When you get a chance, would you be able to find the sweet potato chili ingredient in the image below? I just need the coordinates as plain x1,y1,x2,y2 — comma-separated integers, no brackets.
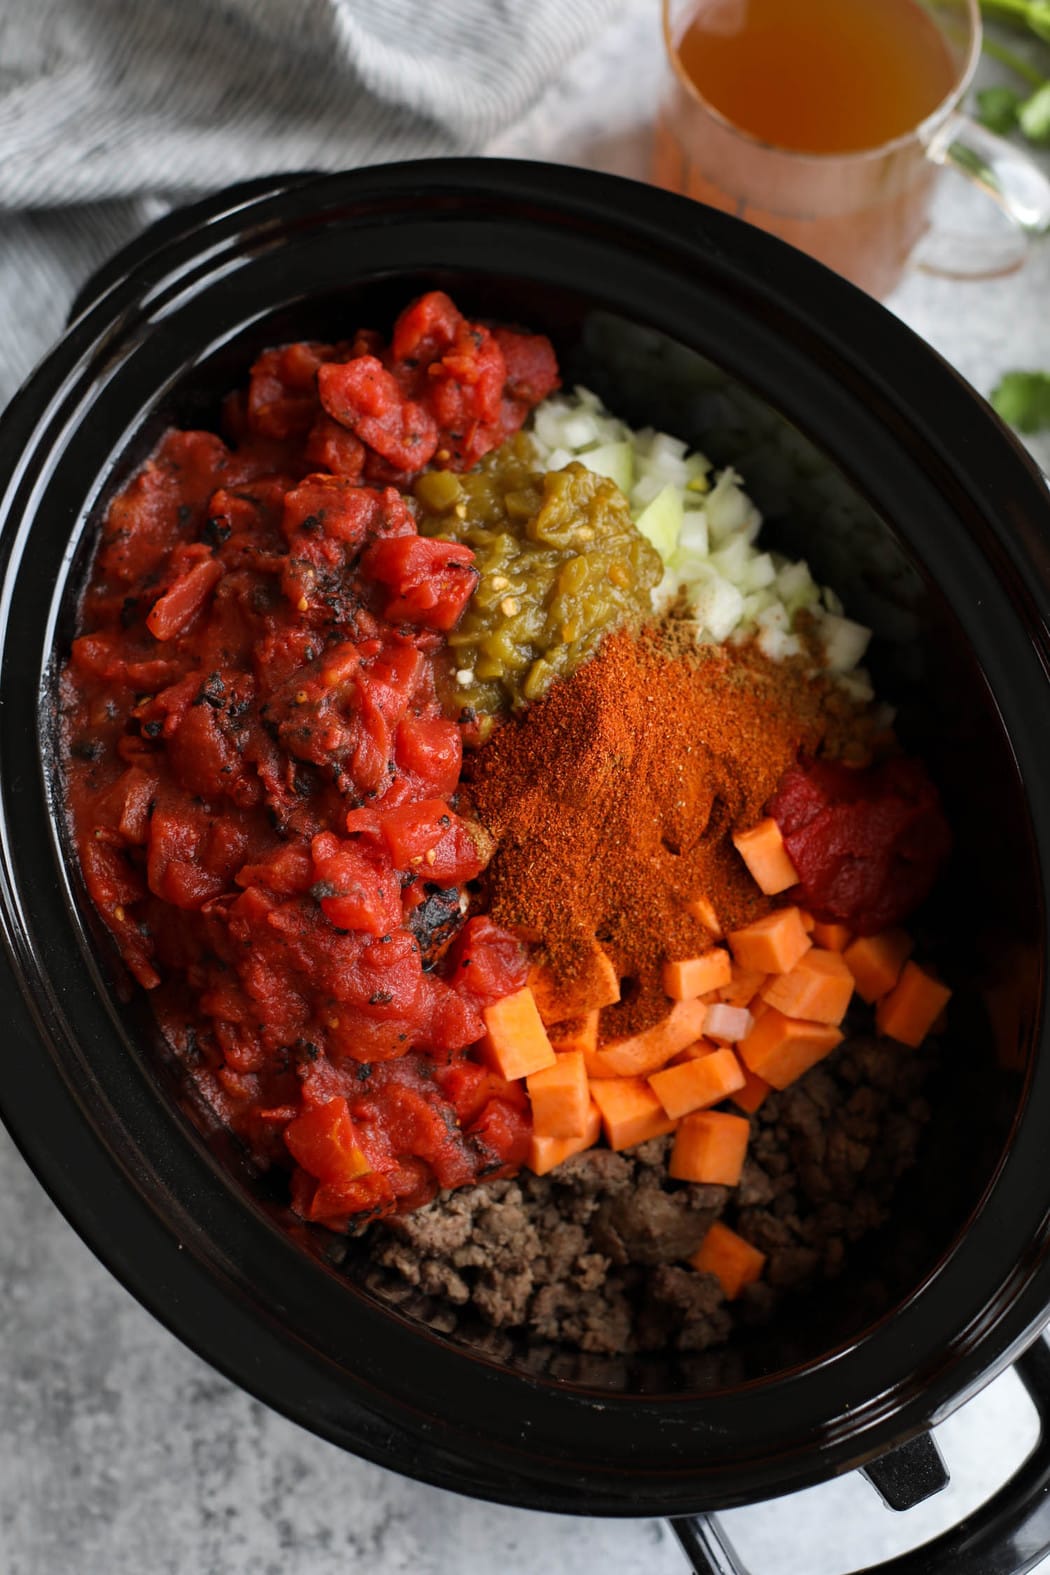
688,1220,767,1301
61,291,560,1227
464,627,878,1047
414,440,663,717
769,755,951,934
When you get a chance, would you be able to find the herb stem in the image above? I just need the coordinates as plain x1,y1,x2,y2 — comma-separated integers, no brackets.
981,31,1046,85
978,0,1035,22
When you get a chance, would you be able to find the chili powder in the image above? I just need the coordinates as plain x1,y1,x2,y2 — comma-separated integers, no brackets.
465,626,874,1040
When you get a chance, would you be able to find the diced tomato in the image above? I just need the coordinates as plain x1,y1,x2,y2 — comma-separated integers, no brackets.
469,1098,532,1174
304,414,366,479
352,931,425,1019
317,357,439,474
281,474,380,544
492,326,560,405
307,1170,397,1224
378,798,452,867
284,1096,372,1185
445,916,529,1005
394,716,462,798
389,290,465,366
247,342,335,440
63,290,568,1226
359,535,478,631
438,1060,525,1125
310,833,401,937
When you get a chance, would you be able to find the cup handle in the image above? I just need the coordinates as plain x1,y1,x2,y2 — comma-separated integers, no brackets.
916,110,1050,279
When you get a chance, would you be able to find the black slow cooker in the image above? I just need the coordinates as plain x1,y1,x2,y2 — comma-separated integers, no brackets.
1,162,1049,1575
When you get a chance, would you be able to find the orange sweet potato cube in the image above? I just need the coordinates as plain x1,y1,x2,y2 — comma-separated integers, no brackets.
670,1110,750,1185
738,1007,842,1089
813,921,851,952
686,894,722,937
589,997,708,1078
843,930,913,1004
875,961,952,1048
760,947,854,1026
648,1047,745,1120
527,1051,591,1139
732,817,799,896
528,944,620,1024
549,1010,600,1057
728,907,811,975
526,1100,601,1176
719,967,768,1008
689,1221,766,1300
730,1065,772,1115
482,987,556,1081
663,947,733,1001
589,1077,678,1151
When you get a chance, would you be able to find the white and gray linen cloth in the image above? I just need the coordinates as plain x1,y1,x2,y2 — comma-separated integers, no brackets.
0,0,625,409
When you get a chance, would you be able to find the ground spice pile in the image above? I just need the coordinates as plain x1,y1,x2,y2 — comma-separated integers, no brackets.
464,626,870,1041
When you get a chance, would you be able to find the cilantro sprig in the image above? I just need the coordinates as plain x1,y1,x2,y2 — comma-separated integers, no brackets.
974,5,1050,434
975,2,1050,142
990,371,1050,431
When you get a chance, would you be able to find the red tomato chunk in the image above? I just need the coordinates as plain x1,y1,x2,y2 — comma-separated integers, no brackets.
61,291,559,1226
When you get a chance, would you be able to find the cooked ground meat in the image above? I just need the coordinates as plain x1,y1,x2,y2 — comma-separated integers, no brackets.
357,1034,934,1356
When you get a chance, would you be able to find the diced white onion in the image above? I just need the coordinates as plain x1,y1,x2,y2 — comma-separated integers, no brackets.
704,1003,754,1044
526,387,871,681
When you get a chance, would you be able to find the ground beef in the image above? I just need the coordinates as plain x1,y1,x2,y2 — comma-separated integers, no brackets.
358,1033,934,1356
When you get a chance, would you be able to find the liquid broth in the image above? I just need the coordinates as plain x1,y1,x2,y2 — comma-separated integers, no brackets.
676,0,955,153
653,0,961,295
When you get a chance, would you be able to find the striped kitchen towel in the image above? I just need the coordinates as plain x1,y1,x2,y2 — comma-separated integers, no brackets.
0,0,626,407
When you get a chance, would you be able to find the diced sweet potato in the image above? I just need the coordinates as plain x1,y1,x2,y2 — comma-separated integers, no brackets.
730,1065,771,1115
718,967,767,1008
686,893,722,937
526,1100,601,1176
527,1051,590,1139
549,1010,599,1057
668,1039,718,1067
482,987,556,1080
728,907,811,975
648,1047,745,1120
760,947,854,1026
670,1110,750,1185
732,817,799,895
813,921,851,952
799,909,815,933
689,1221,766,1299
738,1007,842,1089
663,947,733,1001
589,997,708,1078
843,929,913,1004
589,1077,678,1150
875,961,951,1048
528,944,620,1024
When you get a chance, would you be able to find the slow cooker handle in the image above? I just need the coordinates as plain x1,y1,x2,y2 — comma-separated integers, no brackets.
671,1330,1050,1575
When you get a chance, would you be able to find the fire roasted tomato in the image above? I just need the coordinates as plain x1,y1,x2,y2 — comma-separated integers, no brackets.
61,289,557,1229
360,535,479,632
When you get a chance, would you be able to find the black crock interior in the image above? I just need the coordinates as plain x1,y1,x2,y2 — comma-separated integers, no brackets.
2,163,1049,1515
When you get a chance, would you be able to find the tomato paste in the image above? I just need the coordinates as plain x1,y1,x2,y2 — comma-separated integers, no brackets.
769,756,951,934
62,292,557,1227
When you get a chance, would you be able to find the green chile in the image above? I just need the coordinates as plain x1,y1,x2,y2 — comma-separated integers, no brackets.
415,437,662,716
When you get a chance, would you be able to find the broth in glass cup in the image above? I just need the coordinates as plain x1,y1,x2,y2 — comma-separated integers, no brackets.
654,0,1050,297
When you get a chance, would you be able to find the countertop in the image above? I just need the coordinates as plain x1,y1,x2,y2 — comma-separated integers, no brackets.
2,4,1049,1573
